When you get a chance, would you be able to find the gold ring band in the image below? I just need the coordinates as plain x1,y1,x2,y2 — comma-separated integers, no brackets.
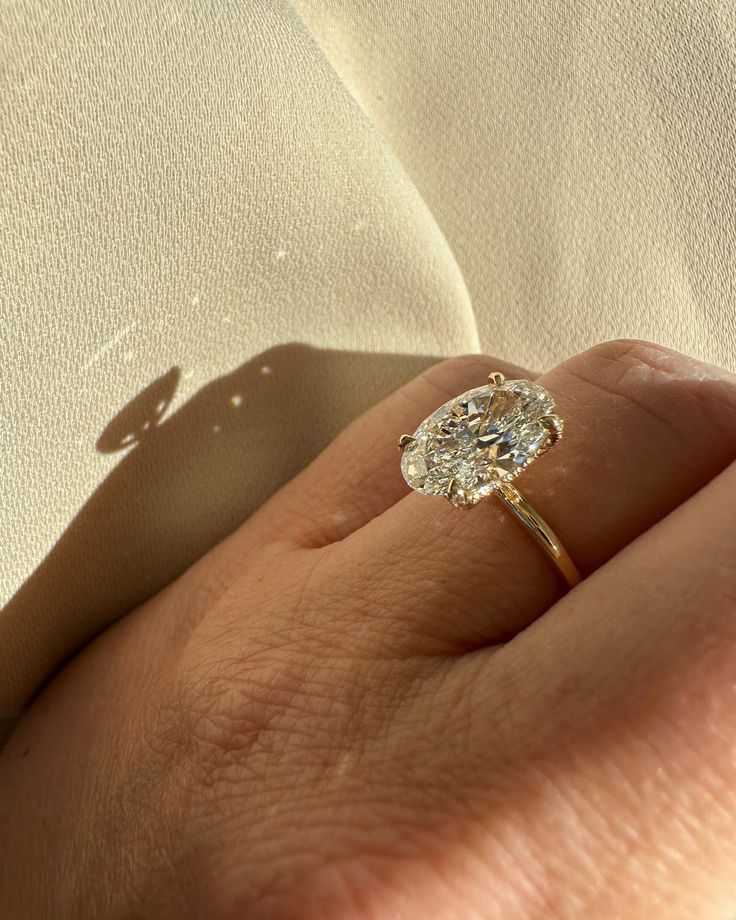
493,481,581,588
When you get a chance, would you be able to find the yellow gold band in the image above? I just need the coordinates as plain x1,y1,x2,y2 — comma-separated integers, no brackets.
494,481,581,588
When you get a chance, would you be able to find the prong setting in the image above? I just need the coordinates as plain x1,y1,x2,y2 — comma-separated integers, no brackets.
446,477,468,508
541,414,564,446
397,433,417,451
488,371,505,388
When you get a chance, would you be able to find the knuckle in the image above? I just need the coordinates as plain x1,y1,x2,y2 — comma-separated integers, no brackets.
572,338,685,386
585,337,676,365
559,339,736,451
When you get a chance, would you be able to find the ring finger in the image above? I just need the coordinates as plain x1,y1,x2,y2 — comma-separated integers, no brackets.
328,339,736,653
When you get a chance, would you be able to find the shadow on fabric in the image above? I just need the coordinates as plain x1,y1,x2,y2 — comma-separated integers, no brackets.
0,343,438,744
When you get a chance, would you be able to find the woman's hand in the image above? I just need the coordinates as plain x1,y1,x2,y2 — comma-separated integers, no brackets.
2,340,736,920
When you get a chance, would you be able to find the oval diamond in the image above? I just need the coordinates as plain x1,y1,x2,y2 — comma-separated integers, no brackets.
400,379,558,507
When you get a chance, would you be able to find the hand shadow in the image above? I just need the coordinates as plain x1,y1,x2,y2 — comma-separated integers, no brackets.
0,343,438,741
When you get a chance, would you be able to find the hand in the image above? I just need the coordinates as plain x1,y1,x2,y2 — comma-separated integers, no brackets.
2,340,736,920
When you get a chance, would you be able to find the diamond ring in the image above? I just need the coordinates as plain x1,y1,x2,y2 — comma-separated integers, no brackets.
398,372,581,588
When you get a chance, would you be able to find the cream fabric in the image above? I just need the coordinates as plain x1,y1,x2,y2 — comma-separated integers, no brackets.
2,0,735,740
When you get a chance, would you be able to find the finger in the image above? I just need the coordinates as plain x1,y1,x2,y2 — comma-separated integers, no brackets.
444,458,736,917
248,355,534,547
333,339,736,652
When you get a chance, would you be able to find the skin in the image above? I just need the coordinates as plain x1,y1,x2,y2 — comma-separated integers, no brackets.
1,339,736,919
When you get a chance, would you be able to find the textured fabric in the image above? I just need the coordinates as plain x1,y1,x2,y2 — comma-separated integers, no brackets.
1,0,734,740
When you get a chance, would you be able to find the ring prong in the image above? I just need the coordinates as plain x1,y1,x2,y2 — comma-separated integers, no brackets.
488,371,505,388
446,477,467,508
398,433,417,451
541,414,564,446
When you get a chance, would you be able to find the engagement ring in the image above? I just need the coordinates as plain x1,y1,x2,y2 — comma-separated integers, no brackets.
398,372,581,588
